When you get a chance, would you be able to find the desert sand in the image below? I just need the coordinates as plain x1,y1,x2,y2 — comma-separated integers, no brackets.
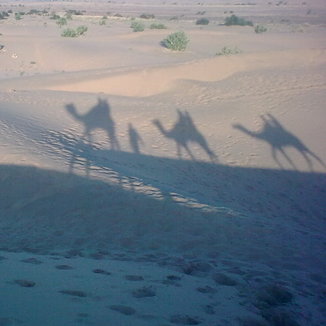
0,0,326,325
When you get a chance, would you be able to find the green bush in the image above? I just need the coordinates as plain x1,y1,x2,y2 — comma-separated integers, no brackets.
76,25,88,35
15,12,22,20
150,23,167,29
140,13,155,19
61,28,77,37
225,14,253,26
61,26,88,37
216,46,242,56
161,31,189,51
0,12,9,20
255,24,267,33
67,9,83,16
131,21,145,32
50,12,60,20
196,17,209,25
56,17,67,28
65,12,73,20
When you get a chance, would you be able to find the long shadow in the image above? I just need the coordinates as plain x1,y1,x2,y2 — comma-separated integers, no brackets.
64,98,121,177
1,162,325,271
1,162,325,326
233,113,326,171
65,98,120,151
152,110,217,161
128,123,144,154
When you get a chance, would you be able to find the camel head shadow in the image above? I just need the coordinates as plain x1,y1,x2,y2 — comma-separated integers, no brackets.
152,110,217,162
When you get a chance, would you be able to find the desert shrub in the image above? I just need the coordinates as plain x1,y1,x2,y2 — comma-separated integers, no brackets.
255,24,267,33
140,13,155,19
196,17,209,25
225,14,253,26
99,19,106,25
0,12,9,20
216,46,242,56
131,21,145,32
0,44,4,50
27,9,40,15
15,12,22,20
67,9,84,16
76,25,88,35
56,17,67,28
50,12,60,20
150,23,167,29
65,12,72,20
61,28,77,37
161,31,189,51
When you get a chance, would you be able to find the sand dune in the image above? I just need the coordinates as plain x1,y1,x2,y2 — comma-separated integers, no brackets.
6,49,325,97
1,1,326,325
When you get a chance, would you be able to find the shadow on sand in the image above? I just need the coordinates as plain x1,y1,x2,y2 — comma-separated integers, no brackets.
0,161,325,270
64,100,218,176
152,110,217,162
233,113,326,171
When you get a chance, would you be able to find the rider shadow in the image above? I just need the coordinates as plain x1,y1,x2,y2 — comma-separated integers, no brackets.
233,113,325,171
152,110,217,162
65,98,121,177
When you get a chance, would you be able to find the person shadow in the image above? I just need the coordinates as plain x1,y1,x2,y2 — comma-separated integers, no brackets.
128,123,144,154
152,109,217,161
233,113,326,171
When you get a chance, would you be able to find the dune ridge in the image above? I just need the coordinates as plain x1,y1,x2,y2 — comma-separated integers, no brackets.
38,49,326,97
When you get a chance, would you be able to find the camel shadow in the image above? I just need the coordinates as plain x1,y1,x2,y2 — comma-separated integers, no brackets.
65,98,120,151
233,113,325,171
65,98,121,176
152,110,217,162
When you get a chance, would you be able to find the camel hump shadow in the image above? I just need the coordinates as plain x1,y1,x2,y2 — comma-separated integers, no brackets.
65,98,120,151
233,113,325,171
152,109,217,161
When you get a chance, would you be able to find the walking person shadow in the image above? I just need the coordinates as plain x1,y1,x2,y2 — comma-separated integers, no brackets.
233,113,326,171
128,123,144,154
152,110,217,161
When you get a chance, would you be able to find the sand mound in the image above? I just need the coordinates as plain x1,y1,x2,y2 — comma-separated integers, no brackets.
41,49,326,97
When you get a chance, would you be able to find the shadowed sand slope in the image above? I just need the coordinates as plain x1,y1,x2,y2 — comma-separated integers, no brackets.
1,162,325,272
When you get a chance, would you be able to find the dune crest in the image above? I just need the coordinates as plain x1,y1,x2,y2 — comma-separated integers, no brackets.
43,49,326,97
